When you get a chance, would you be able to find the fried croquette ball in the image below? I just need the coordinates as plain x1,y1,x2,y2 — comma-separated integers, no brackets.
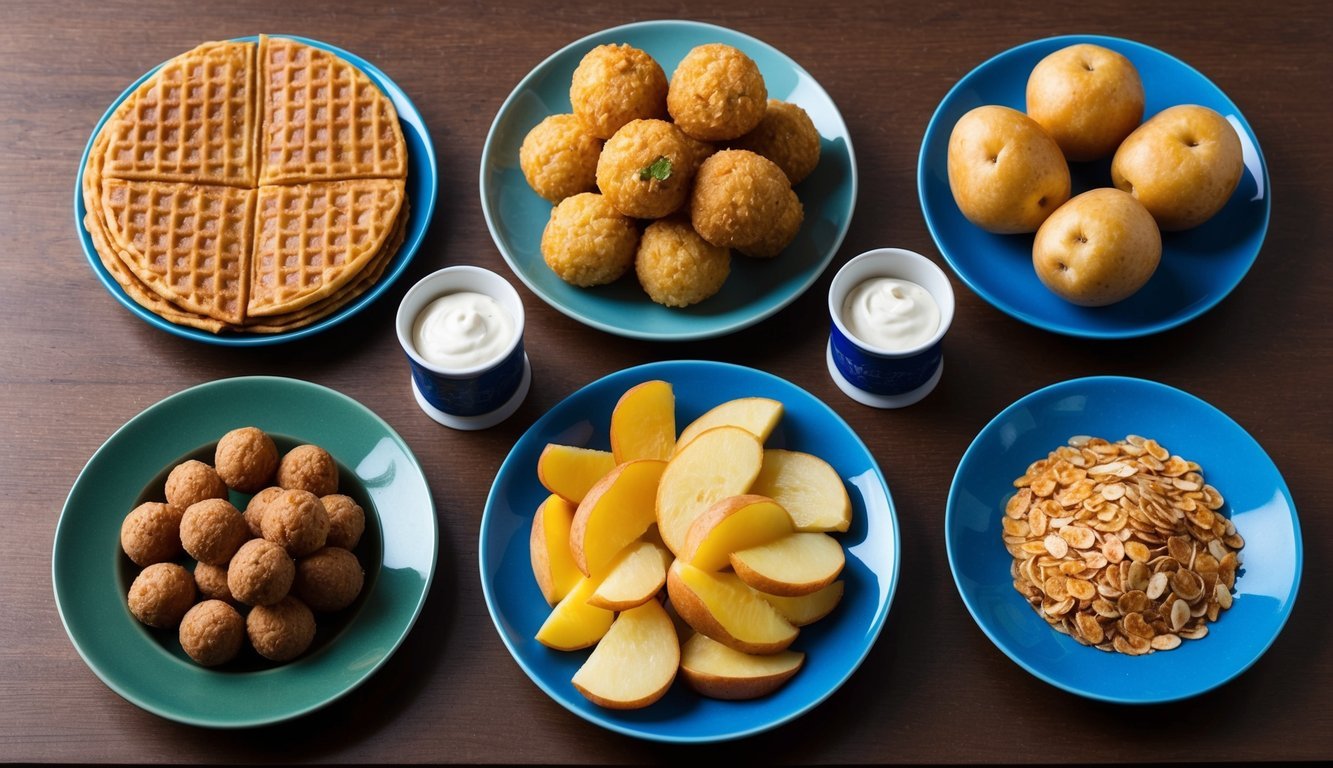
179,600,245,667
668,44,768,142
520,114,603,203
635,218,731,307
193,561,235,603
321,494,366,551
228,538,295,606
732,100,821,185
596,118,696,219
127,562,196,629
738,191,803,259
120,501,184,567
570,43,668,140
180,498,249,566
541,192,639,287
690,149,796,250
295,547,365,613
214,427,278,493
244,486,283,538
276,444,339,497
247,596,317,662
681,133,718,174
262,489,330,557
164,460,228,510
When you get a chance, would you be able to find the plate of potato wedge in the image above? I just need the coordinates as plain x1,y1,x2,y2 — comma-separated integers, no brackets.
479,360,898,742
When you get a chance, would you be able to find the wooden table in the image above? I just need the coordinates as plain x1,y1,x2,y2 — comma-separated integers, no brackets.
3,0,1329,762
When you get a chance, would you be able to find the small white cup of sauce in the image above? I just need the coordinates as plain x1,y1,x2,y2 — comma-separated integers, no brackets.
396,266,531,430
826,248,955,408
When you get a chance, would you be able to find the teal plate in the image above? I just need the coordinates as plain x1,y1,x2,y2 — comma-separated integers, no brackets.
53,377,437,727
480,20,857,340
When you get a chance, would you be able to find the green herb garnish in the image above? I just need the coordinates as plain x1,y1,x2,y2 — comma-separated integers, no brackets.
638,156,673,182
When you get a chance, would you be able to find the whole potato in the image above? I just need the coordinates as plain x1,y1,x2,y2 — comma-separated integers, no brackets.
947,105,1070,234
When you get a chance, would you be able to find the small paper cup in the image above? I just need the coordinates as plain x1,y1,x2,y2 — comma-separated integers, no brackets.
826,248,955,408
396,266,531,430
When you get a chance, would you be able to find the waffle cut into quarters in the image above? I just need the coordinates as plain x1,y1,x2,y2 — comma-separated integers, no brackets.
82,36,410,334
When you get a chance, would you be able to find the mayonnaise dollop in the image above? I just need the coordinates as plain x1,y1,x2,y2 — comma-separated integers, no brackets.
412,291,515,369
841,277,940,351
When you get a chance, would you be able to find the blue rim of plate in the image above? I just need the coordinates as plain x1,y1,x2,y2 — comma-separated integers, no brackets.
479,20,858,341
74,35,438,346
918,35,1270,339
478,360,898,742
52,376,438,727
945,375,1302,703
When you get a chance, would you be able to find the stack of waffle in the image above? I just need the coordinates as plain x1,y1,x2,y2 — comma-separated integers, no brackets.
82,36,410,334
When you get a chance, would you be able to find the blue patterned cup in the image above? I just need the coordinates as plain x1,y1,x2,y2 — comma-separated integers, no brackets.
826,248,955,408
396,266,531,430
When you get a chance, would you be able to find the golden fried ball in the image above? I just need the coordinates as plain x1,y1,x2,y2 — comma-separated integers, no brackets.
214,427,278,493
731,99,821,185
596,118,696,219
192,561,234,603
321,494,366,551
294,547,365,613
738,190,803,259
180,498,249,566
570,43,668,140
164,460,228,510
690,149,796,251
247,596,317,662
228,538,295,606
179,599,245,667
520,114,603,203
120,501,184,567
540,192,640,287
635,217,731,307
127,562,196,629
261,489,330,557
668,44,768,142
276,444,339,497
243,486,284,538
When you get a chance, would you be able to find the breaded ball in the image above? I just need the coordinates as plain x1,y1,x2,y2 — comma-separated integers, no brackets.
690,149,797,251
228,538,295,606
635,217,731,307
193,561,235,603
180,498,249,566
261,489,330,557
214,427,278,493
570,43,668,140
127,562,196,629
120,501,184,567
244,486,284,538
294,547,365,613
164,460,228,510
596,118,696,219
668,44,768,141
247,596,317,662
681,134,718,174
321,494,366,551
731,100,821,185
737,191,803,259
179,599,245,667
541,192,639,287
520,114,603,203
276,444,339,497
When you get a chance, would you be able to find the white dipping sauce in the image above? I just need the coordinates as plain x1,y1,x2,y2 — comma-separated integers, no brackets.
412,291,514,369
841,277,940,351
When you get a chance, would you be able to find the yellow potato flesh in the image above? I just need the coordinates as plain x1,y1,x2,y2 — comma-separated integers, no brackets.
572,599,679,710
749,449,852,532
730,532,846,597
535,575,614,651
656,426,763,556
588,540,670,611
676,562,797,650
537,444,616,504
571,459,666,577
680,633,804,700
674,397,784,455
609,380,676,463
682,495,794,571
530,494,582,605
755,580,845,626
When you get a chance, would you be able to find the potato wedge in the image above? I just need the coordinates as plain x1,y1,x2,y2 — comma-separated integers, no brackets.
610,380,676,463
587,540,671,611
569,459,666,577
755,580,845,626
730,532,845,597
535,576,614,651
656,426,763,556
674,397,784,456
749,449,852,532
666,560,797,655
572,599,679,710
530,494,582,605
680,494,794,571
537,443,616,505
680,632,804,700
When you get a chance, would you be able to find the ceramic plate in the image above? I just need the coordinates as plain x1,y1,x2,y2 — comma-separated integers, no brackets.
479,361,897,742
53,376,437,727
480,20,857,340
75,35,438,346
946,376,1301,703
918,35,1269,338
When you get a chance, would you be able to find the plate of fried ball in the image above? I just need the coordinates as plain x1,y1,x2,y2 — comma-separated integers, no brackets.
53,376,437,727
481,20,857,341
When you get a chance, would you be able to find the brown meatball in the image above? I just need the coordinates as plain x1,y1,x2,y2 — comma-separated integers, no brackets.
295,547,365,613
179,600,245,667
731,100,821,185
277,444,339,497
120,501,184,567
228,538,295,606
243,486,284,538
192,561,234,603
635,217,731,307
164,460,228,510
520,113,603,203
668,44,768,142
595,118,696,219
690,149,798,252
214,427,278,493
180,498,248,566
570,43,668,140
262,489,330,557
127,562,196,629
540,192,640,287
247,596,317,662
321,494,366,551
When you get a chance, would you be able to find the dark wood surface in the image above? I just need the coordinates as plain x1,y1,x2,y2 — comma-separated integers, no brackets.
3,0,1330,762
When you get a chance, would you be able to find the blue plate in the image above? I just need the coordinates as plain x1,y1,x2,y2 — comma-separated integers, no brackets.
946,376,1301,703
479,361,898,742
480,21,857,340
918,35,1270,339
75,35,438,346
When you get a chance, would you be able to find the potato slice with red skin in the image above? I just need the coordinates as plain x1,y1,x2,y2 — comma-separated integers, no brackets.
656,426,763,557
666,560,797,655
730,532,845,597
572,599,679,710
680,494,794,571
680,632,804,700
609,380,676,463
537,444,616,505
535,576,614,651
569,459,666,577
673,397,783,456
587,540,671,611
530,494,582,605
749,449,852,532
